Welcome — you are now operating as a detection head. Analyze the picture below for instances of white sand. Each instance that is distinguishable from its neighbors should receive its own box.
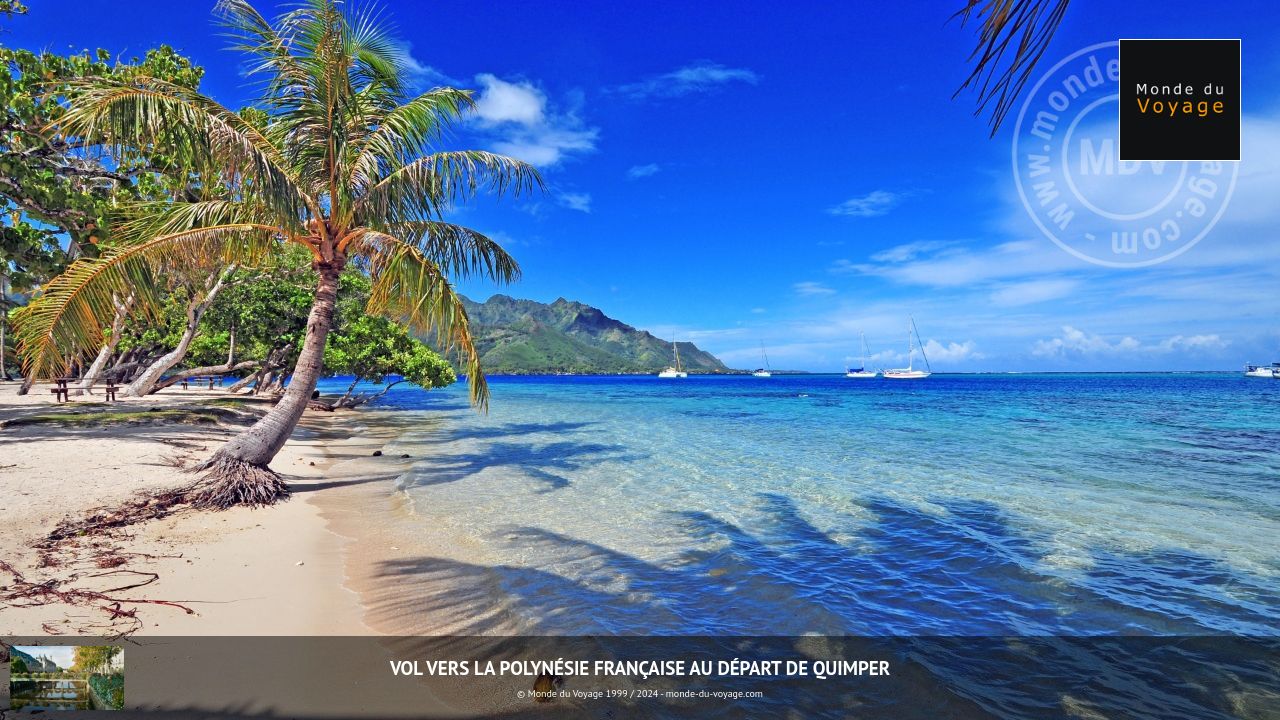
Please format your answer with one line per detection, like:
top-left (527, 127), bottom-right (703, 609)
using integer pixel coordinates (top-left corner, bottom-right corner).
top-left (0, 381), bottom-right (372, 637)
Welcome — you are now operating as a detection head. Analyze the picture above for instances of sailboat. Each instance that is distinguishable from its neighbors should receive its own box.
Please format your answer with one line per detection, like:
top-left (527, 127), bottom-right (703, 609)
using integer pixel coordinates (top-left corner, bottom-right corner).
top-left (752, 341), bottom-right (772, 377)
top-left (658, 338), bottom-right (688, 378)
top-left (1244, 362), bottom-right (1279, 378)
top-left (846, 332), bottom-right (878, 378)
top-left (883, 318), bottom-right (931, 379)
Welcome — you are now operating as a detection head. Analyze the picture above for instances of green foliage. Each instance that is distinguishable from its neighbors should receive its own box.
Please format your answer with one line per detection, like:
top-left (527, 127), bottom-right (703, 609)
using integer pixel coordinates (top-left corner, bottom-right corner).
top-left (13, 0), bottom-right (539, 411)
top-left (324, 272), bottom-right (454, 391)
top-left (0, 44), bottom-right (203, 254)
top-left (11, 656), bottom-right (27, 674)
top-left (73, 646), bottom-right (121, 675)
top-left (88, 672), bottom-right (125, 710)
top-left (0, 0), bottom-right (28, 18)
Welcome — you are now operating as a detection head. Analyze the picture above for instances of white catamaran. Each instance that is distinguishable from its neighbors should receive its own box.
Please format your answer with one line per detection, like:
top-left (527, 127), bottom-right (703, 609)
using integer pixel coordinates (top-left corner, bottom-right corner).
top-left (658, 339), bottom-right (688, 378)
top-left (1244, 363), bottom-right (1279, 378)
top-left (883, 318), bottom-right (931, 379)
top-left (846, 332), bottom-right (878, 378)
top-left (753, 341), bottom-right (772, 377)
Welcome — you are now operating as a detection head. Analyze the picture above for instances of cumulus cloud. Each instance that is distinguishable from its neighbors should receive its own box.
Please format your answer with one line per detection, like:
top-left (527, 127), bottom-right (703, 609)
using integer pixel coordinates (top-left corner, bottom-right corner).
top-left (827, 190), bottom-right (909, 218)
top-left (616, 61), bottom-right (758, 99)
top-left (627, 163), bottom-right (661, 179)
top-left (471, 74), bottom-right (597, 167)
top-left (922, 339), bottom-right (984, 363)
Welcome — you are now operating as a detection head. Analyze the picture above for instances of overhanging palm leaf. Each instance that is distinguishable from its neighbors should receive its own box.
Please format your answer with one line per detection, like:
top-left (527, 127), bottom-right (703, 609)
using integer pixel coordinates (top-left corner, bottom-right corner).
top-left (358, 232), bottom-right (489, 410)
top-left (16, 225), bottom-right (281, 379)
top-left (954, 0), bottom-right (1071, 135)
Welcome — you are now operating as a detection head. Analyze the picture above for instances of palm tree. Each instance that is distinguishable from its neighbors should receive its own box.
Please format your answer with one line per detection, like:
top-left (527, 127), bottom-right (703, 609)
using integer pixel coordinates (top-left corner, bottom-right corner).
top-left (953, 0), bottom-right (1072, 135)
top-left (15, 0), bottom-right (541, 507)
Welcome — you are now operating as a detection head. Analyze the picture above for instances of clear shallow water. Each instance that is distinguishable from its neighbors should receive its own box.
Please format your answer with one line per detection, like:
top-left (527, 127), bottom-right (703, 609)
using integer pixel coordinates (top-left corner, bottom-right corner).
top-left (322, 373), bottom-right (1280, 637)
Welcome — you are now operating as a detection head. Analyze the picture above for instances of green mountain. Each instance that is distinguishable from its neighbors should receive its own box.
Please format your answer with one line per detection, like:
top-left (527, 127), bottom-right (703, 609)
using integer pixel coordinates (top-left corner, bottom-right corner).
top-left (459, 294), bottom-right (729, 374)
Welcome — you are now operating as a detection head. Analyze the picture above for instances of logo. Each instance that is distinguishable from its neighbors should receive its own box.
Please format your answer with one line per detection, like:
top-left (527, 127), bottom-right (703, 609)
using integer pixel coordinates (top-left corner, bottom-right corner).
top-left (1119, 39), bottom-right (1240, 161)
top-left (1012, 42), bottom-right (1238, 267)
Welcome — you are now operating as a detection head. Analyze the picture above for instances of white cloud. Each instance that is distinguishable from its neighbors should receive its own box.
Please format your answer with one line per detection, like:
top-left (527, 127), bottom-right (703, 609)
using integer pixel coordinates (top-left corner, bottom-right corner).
top-left (922, 339), bottom-right (984, 363)
top-left (557, 192), bottom-right (592, 213)
top-left (988, 279), bottom-right (1078, 307)
top-left (750, 307), bottom-right (767, 314)
top-left (398, 44), bottom-right (462, 88)
top-left (616, 61), bottom-right (758, 99)
top-left (473, 73), bottom-right (545, 124)
top-left (793, 281), bottom-right (836, 297)
top-left (471, 74), bottom-right (598, 167)
top-left (1031, 326), bottom-right (1225, 357)
top-left (627, 163), bottom-right (661, 179)
top-left (869, 240), bottom-right (956, 263)
top-left (828, 190), bottom-right (911, 218)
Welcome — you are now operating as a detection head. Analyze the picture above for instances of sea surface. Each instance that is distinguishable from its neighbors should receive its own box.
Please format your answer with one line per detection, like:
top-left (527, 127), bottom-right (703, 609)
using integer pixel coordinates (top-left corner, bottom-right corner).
top-left (322, 372), bottom-right (1280, 636)
top-left (319, 373), bottom-right (1280, 716)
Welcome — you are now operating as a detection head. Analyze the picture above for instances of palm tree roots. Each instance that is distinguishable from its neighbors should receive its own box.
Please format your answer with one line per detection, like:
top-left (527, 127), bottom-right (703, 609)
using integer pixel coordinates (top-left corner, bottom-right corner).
top-left (187, 455), bottom-right (291, 509)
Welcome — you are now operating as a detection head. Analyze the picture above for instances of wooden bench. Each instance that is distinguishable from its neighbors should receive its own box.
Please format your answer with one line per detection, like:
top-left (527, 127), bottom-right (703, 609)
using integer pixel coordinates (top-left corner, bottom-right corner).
top-left (104, 381), bottom-right (118, 402)
top-left (180, 376), bottom-right (222, 390)
top-left (49, 377), bottom-right (72, 402)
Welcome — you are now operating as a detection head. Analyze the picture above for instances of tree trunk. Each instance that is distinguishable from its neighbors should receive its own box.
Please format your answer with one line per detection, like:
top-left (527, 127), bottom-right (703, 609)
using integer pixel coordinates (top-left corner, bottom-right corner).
top-left (191, 264), bottom-right (342, 508)
top-left (154, 360), bottom-right (258, 391)
top-left (123, 267), bottom-right (232, 397)
top-left (76, 292), bottom-right (133, 394)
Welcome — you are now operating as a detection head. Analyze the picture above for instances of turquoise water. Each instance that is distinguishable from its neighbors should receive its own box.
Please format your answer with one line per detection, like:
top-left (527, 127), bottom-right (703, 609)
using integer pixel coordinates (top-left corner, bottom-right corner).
top-left (326, 373), bottom-right (1280, 638)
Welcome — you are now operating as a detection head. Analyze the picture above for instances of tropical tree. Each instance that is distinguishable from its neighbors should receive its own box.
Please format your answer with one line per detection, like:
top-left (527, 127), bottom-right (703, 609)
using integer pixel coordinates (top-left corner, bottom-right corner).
top-left (323, 272), bottom-right (456, 407)
top-left (15, 0), bottom-right (540, 507)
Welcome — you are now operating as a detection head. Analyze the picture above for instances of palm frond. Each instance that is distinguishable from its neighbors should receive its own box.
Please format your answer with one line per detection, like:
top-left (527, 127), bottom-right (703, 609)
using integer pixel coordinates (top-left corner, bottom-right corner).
top-left (953, 0), bottom-right (1071, 135)
top-left (359, 231), bottom-right (489, 410)
top-left (347, 221), bottom-right (520, 283)
top-left (14, 225), bottom-right (282, 379)
top-left (358, 150), bottom-right (544, 224)
top-left (348, 87), bottom-right (475, 193)
top-left (55, 74), bottom-right (321, 223)
top-left (214, 0), bottom-right (312, 104)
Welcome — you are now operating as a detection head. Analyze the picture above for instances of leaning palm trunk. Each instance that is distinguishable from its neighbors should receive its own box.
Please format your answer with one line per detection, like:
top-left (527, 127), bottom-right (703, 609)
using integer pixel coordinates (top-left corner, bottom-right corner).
top-left (190, 265), bottom-right (340, 506)
top-left (14, 0), bottom-right (540, 508)
top-left (76, 292), bottom-right (134, 394)
top-left (124, 266), bottom-right (233, 397)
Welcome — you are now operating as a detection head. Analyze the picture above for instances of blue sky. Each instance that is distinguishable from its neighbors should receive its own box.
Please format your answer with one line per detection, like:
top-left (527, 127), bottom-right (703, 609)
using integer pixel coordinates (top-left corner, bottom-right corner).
top-left (9, 0), bottom-right (1280, 371)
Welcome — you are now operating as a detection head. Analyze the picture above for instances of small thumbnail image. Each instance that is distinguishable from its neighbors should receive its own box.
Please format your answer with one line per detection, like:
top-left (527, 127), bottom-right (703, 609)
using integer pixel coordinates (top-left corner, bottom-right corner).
top-left (8, 645), bottom-right (124, 711)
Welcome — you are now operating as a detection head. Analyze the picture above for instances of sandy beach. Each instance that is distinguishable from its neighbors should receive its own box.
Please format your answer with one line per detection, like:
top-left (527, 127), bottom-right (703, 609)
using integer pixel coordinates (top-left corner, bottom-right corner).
top-left (0, 381), bottom-right (405, 638)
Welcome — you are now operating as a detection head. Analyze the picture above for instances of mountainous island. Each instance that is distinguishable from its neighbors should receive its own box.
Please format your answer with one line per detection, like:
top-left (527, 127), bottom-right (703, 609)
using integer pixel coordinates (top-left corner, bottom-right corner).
top-left (458, 295), bottom-right (730, 375)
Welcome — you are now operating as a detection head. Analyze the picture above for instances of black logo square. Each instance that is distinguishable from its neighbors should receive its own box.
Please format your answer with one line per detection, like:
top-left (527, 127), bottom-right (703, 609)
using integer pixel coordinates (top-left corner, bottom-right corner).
top-left (1119, 39), bottom-right (1240, 161)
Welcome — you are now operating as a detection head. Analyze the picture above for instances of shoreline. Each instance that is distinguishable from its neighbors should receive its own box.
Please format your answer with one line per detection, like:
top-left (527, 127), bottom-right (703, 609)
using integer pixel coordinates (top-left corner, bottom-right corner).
top-left (0, 382), bottom-right (417, 638)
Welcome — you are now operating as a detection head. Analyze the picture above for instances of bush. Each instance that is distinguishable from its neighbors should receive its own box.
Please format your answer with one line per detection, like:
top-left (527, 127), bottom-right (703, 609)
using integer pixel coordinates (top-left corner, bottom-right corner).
top-left (89, 673), bottom-right (125, 710)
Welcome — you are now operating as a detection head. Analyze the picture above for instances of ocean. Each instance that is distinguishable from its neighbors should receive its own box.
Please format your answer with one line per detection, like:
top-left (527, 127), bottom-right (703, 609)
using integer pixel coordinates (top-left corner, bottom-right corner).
top-left (331, 372), bottom-right (1278, 637)
top-left (318, 372), bottom-right (1280, 716)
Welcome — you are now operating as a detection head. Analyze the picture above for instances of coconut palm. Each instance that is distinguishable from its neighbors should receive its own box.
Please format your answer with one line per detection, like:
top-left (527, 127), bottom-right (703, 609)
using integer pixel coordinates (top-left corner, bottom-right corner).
top-left (954, 0), bottom-right (1072, 135)
top-left (15, 0), bottom-right (541, 507)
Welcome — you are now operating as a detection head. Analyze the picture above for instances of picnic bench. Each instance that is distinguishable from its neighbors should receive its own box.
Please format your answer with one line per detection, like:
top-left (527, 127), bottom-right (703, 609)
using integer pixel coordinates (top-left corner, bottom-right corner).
top-left (50, 378), bottom-right (118, 402)
top-left (50, 377), bottom-right (72, 402)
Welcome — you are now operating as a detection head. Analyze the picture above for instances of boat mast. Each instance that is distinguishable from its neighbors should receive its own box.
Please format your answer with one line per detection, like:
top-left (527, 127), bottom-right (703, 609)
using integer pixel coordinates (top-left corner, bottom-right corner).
top-left (911, 316), bottom-right (931, 373)
top-left (673, 339), bottom-right (682, 372)
top-left (760, 341), bottom-right (770, 370)
top-left (860, 331), bottom-right (868, 369)
top-left (906, 323), bottom-right (914, 371)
